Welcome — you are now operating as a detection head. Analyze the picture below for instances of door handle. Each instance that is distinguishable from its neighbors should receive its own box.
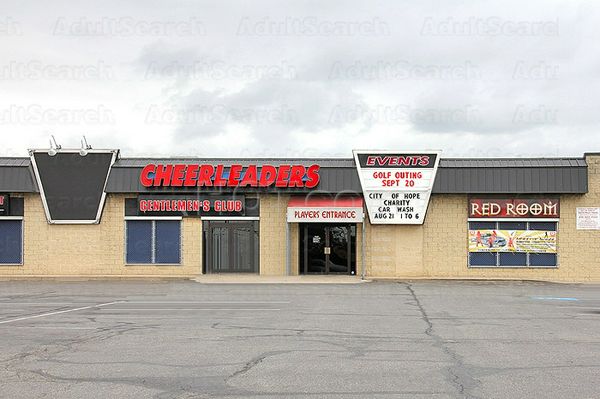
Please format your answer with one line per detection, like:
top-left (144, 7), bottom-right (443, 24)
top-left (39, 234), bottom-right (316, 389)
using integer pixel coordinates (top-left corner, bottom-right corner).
top-left (324, 247), bottom-right (331, 255)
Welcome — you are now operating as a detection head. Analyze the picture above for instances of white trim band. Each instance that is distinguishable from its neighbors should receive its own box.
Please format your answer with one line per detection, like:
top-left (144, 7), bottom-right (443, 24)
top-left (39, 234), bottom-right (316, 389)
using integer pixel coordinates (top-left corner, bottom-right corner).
top-left (124, 216), bottom-right (183, 221)
top-left (201, 216), bottom-right (260, 221)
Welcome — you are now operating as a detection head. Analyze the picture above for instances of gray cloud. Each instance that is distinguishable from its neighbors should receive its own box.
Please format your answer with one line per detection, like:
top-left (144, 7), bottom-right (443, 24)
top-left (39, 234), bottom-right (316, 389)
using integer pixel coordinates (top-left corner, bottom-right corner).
top-left (0, 0), bottom-right (599, 157)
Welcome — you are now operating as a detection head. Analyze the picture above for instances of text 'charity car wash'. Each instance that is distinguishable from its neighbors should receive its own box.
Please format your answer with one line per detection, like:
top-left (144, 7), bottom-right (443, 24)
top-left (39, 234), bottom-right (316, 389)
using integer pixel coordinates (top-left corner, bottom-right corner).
top-left (1, 146), bottom-right (597, 281)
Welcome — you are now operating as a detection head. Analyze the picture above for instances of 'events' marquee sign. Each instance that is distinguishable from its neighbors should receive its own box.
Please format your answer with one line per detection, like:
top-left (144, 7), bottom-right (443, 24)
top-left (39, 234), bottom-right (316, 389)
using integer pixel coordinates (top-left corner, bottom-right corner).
top-left (353, 151), bottom-right (441, 224)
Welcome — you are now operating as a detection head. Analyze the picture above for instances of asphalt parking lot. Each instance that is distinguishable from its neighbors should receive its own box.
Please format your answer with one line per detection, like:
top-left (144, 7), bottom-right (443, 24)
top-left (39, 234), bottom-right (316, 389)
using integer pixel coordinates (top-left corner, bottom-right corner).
top-left (0, 280), bottom-right (599, 399)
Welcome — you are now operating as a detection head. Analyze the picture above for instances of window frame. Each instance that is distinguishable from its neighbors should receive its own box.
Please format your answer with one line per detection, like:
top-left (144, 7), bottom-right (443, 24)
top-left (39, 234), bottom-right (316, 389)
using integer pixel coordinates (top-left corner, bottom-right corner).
top-left (467, 219), bottom-right (559, 269)
top-left (0, 216), bottom-right (24, 266)
top-left (125, 217), bottom-right (182, 265)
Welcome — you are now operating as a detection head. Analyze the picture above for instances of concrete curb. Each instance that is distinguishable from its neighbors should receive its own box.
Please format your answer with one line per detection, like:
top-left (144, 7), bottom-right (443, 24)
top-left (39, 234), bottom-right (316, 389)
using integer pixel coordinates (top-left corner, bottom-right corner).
top-left (193, 276), bottom-right (368, 284)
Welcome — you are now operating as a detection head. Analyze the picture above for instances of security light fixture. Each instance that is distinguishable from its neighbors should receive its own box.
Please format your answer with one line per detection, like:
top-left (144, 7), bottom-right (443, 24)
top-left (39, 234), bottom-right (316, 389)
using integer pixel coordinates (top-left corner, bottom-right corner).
top-left (79, 136), bottom-right (92, 156)
top-left (48, 135), bottom-right (61, 157)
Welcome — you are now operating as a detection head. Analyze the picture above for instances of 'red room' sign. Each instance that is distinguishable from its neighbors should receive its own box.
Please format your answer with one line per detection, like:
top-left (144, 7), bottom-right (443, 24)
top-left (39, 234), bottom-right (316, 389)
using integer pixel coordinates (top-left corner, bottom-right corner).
top-left (469, 198), bottom-right (560, 218)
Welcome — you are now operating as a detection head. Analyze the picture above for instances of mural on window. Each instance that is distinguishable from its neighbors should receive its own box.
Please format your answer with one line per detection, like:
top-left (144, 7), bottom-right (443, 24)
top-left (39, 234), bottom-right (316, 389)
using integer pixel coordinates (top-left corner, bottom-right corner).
top-left (468, 221), bottom-right (557, 267)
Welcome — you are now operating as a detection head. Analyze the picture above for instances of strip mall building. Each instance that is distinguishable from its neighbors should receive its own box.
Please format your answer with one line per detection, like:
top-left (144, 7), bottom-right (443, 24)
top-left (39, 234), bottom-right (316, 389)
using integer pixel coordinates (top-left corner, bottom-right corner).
top-left (0, 148), bottom-right (599, 282)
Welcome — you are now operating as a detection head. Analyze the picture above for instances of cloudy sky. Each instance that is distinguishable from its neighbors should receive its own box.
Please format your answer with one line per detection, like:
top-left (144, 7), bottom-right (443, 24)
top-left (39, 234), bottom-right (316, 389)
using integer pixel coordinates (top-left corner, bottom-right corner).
top-left (0, 0), bottom-right (598, 158)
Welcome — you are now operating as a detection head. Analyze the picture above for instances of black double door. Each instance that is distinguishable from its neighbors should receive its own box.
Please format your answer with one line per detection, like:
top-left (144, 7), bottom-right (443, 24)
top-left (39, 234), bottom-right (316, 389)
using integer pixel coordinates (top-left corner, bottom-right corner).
top-left (203, 220), bottom-right (259, 273)
top-left (300, 223), bottom-right (356, 275)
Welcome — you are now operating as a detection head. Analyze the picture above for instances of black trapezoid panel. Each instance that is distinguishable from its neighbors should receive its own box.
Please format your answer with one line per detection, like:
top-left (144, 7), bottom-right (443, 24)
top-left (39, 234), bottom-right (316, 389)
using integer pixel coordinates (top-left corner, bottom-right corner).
top-left (32, 151), bottom-right (116, 222)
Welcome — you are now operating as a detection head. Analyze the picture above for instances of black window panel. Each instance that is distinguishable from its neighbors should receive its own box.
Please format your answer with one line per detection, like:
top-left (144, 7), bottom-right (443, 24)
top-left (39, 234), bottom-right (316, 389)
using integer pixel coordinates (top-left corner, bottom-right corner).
top-left (529, 253), bottom-right (558, 266)
top-left (529, 222), bottom-right (557, 231)
top-left (469, 221), bottom-right (496, 230)
top-left (125, 198), bottom-right (138, 216)
top-left (469, 252), bottom-right (497, 266)
top-left (498, 222), bottom-right (527, 230)
top-left (245, 198), bottom-right (260, 217)
top-left (499, 252), bottom-right (527, 266)
top-left (8, 197), bottom-right (24, 216)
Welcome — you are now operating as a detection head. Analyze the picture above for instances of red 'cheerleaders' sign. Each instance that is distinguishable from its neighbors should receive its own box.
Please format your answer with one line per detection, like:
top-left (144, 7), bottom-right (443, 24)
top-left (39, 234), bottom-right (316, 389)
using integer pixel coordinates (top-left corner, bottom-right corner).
top-left (140, 164), bottom-right (320, 188)
top-left (469, 198), bottom-right (560, 218)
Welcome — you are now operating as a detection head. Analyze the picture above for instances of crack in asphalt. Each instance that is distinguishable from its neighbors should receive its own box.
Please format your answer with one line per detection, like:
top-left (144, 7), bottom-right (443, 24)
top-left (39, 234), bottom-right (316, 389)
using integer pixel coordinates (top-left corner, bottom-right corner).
top-left (228, 351), bottom-right (280, 379)
top-left (2, 321), bottom-right (159, 385)
top-left (402, 282), bottom-right (483, 399)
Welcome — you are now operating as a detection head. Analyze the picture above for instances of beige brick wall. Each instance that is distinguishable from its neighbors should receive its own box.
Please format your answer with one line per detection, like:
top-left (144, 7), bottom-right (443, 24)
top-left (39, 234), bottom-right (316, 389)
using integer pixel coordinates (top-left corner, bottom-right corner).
top-left (367, 154), bottom-right (600, 282)
top-left (2, 154), bottom-right (599, 281)
top-left (365, 223), bottom-right (424, 277)
top-left (259, 194), bottom-right (290, 275)
top-left (0, 194), bottom-right (201, 277)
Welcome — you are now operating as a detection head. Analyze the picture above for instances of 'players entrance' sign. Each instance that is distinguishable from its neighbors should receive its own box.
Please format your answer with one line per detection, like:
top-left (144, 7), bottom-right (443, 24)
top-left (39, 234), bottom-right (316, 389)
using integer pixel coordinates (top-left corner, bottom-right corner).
top-left (353, 151), bottom-right (441, 224)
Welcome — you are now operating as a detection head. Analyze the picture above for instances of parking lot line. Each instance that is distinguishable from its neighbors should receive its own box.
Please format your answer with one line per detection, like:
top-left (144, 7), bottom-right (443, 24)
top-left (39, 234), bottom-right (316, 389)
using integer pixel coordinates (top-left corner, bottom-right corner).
top-left (121, 301), bottom-right (290, 304)
top-left (0, 301), bottom-right (122, 325)
top-left (3, 326), bottom-right (98, 330)
top-left (0, 302), bottom-right (93, 306)
top-left (105, 308), bottom-right (281, 311)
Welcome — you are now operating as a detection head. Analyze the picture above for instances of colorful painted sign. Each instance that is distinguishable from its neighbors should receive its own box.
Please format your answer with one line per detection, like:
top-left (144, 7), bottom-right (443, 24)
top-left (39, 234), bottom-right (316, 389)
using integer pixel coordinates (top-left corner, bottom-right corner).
top-left (468, 229), bottom-right (557, 253)
top-left (353, 151), bottom-right (440, 224)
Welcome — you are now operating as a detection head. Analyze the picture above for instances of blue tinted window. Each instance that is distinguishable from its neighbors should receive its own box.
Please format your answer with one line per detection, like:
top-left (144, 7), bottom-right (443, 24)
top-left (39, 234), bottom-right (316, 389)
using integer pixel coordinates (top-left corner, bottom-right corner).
top-left (0, 220), bottom-right (22, 264)
top-left (469, 252), bottom-right (497, 266)
top-left (529, 222), bottom-right (557, 231)
top-left (498, 222), bottom-right (527, 230)
top-left (499, 252), bottom-right (527, 266)
top-left (469, 221), bottom-right (496, 230)
top-left (126, 220), bottom-right (181, 264)
top-left (126, 221), bottom-right (152, 263)
top-left (155, 220), bottom-right (181, 264)
top-left (529, 253), bottom-right (557, 266)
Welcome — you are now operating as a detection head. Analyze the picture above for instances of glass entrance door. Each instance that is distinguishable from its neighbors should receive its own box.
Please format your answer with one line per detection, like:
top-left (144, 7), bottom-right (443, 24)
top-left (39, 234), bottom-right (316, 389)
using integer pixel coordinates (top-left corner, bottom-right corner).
top-left (300, 224), bottom-right (356, 275)
top-left (203, 220), bottom-right (259, 273)
top-left (305, 224), bottom-right (327, 273)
